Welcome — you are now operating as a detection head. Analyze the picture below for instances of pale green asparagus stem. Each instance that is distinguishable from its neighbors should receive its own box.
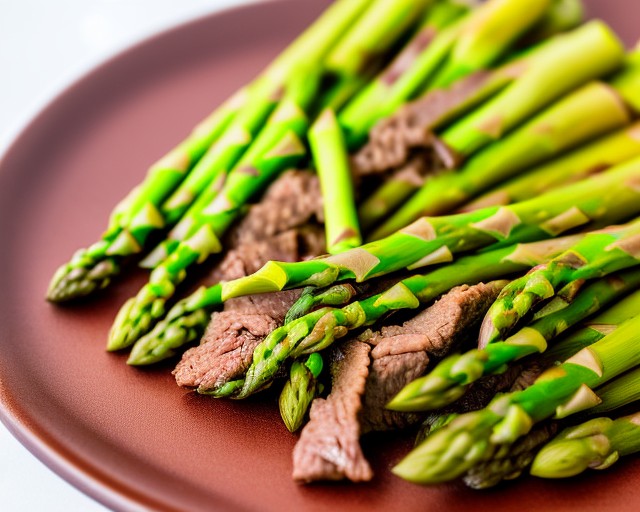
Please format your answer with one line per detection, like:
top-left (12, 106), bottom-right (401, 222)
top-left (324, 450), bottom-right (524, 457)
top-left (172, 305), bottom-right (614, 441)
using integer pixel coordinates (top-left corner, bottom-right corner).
top-left (310, 109), bottom-right (361, 254)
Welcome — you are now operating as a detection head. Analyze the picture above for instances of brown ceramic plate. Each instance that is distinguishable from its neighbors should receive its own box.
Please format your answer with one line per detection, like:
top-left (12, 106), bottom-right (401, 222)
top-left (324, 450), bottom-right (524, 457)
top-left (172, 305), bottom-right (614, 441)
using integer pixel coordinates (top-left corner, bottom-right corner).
top-left (0, 1), bottom-right (638, 511)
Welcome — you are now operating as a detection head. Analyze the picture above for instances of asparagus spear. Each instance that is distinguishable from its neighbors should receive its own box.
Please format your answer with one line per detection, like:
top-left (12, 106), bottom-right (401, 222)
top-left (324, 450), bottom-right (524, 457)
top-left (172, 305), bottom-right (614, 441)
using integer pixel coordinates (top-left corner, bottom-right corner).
top-left (462, 122), bottom-right (640, 211)
top-left (339, 1), bottom-right (508, 148)
top-left (45, 0), bottom-right (374, 302)
top-left (310, 109), bottom-right (362, 254)
top-left (279, 353), bottom-right (324, 433)
top-left (380, 75), bottom-right (637, 238)
top-left (128, 158), bottom-right (640, 365)
top-left (464, 364), bottom-right (640, 489)
top-left (371, 56), bottom-right (639, 239)
top-left (428, 0), bottom-right (552, 88)
top-left (108, 73), bottom-right (320, 350)
top-left (531, 412), bottom-right (640, 478)
top-left (392, 314), bottom-right (640, 484)
top-left (479, 221), bottom-right (640, 347)
top-left (388, 267), bottom-right (640, 412)
top-left (324, 0), bottom-right (434, 83)
top-left (438, 21), bottom-right (624, 161)
top-left (544, 289), bottom-right (640, 364)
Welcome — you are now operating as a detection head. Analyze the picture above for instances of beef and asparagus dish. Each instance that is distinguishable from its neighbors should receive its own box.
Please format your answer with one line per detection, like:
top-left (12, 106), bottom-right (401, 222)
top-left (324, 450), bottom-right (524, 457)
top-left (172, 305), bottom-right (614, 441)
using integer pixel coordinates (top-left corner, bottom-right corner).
top-left (47, 0), bottom-right (640, 488)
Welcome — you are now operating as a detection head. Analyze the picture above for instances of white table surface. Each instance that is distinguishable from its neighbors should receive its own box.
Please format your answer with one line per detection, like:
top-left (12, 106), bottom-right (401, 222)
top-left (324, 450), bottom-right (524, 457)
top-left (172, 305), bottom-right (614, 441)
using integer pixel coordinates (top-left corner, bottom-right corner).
top-left (0, 1), bottom-right (252, 510)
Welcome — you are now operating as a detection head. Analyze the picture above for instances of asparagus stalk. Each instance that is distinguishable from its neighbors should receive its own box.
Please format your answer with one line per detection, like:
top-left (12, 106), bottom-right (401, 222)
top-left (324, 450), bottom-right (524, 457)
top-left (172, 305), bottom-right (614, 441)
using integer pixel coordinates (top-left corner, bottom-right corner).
top-left (463, 122), bottom-right (640, 211)
top-left (388, 267), bottom-right (640, 412)
top-left (46, 0), bottom-right (373, 302)
top-left (531, 412), bottom-right (640, 478)
top-left (438, 21), bottom-right (624, 161)
top-left (479, 221), bottom-right (640, 347)
top-left (108, 73), bottom-right (320, 350)
top-left (371, 76), bottom-right (637, 239)
top-left (324, 0), bottom-right (433, 83)
top-left (310, 109), bottom-right (362, 254)
top-left (336, 1), bottom-right (470, 145)
top-left (372, 59), bottom-right (640, 240)
top-left (392, 314), bottom-right (640, 484)
top-left (46, 91), bottom-right (246, 302)
top-left (545, 289), bottom-right (640, 364)
top-left (279, 353), bottom-right (324, 433)
top-left (463, 364), bottom-right (640, 489)
top-left (128, 158), bottom-right (640, 365)
top-left (429, 0), bottom-right (552, 88)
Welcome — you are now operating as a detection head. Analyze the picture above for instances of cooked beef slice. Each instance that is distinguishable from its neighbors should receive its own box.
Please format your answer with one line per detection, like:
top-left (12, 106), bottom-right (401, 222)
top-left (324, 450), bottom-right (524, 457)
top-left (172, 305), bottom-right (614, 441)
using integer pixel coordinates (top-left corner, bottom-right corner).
top-left (352, 70), bottom-right (498, 175)
top-left (174, 230), bottom-right (321, 391)
top-left (292, 341), bottom-right (374, 483)
top-left (229, 169), bottom-right (324, 246)
top-left (360, 281), bottom-right (507, 432)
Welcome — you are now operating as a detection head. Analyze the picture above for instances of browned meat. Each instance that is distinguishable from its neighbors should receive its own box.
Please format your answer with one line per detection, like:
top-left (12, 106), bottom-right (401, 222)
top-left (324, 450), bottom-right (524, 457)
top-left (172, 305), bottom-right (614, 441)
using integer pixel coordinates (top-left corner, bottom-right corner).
top-left (361, 281), bottom-right (507, 432)
top-left (352, 69), bottom-right (501, 175)
top-left (229, 169), bottom-right (324, 246)
top-left (173, 311), bottom-right (280, 391)
top-left (174, 229), bottom-right (323, 392)
top-left (292, 341), bottom-right (373, 483)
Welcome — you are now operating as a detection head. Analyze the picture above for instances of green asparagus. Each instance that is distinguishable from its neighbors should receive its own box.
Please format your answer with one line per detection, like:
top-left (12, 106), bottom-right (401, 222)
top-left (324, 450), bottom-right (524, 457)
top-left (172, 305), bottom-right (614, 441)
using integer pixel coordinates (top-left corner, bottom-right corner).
top-left (309, 109), bottom-right (362, 254)
top-left (279, 353), bottom-right (324, 433)
top-left (128, 158), bottom-right (640, 365)
top-left (388, 267), bottom-right (640, 412)
top-left (392, 314), bottom-right (640, 484)
top-left (46, 0), bottom-right (373, 302)
top-left (108, 72), bottom-right (320, 350)
top-left (531, 412), bottom-right (640, 478)
top-left (479, 221), bottom-right (640, 347)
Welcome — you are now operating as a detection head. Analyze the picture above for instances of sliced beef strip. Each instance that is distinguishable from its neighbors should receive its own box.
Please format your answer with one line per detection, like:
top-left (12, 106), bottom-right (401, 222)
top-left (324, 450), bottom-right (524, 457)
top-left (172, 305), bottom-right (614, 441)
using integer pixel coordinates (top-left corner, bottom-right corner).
top-left (229, 169), bottom-right (324, 246)
top-left (292, 341), bottom-right (374, 483)
top-left (352, 69), bottom-right (500, 175)
top-left (174, 229), bottom-right (323, 392)
top-left (360, 281), bottom-right (507, 432)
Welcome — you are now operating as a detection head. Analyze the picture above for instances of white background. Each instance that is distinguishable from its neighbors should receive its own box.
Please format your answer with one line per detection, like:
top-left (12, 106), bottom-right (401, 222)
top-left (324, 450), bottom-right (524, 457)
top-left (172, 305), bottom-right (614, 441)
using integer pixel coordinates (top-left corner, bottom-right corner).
top-left (0, 1), bottom-right (252, 510)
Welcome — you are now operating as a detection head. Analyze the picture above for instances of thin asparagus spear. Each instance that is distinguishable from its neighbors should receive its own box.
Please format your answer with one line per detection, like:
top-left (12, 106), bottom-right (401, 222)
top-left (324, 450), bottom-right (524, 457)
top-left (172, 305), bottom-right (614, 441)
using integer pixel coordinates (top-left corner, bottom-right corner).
top-left (462, 122), bottom-right (640, 211)
top-left (108, 73), bottom-right (320, 350)
top-left (128, 158), bottom-right (640, 365)
top-left (479, 222), bottom-right (640, 347)
top-left (279, 353), bottom-right (324, 433)
top-left (46, 90), bottom-right (246, 302)
top-left (428, 0), bottom-right (552, 88)
top-left (388, 267), bottom-right (640, 412)
top-left (371, 54), bottom-right (637, 240)
top-left (324, 0), bottom-right (434, 83)
top-left (340, 0), bottom-right (562, 149)
top-left (531, 412), bottom-right (640, 478)
top-left (337, 0), bottom-right (469, 145)
top-left (284, 284), bottom-right (358, 325)
top-left (464, 364), bottom-right (640, 489)
top-left (310, 109), bottom-right (362, 254)
top-left (392, 314), bottom-right (640, 484)
top-left (46, 0), bottom-right (373, 302)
